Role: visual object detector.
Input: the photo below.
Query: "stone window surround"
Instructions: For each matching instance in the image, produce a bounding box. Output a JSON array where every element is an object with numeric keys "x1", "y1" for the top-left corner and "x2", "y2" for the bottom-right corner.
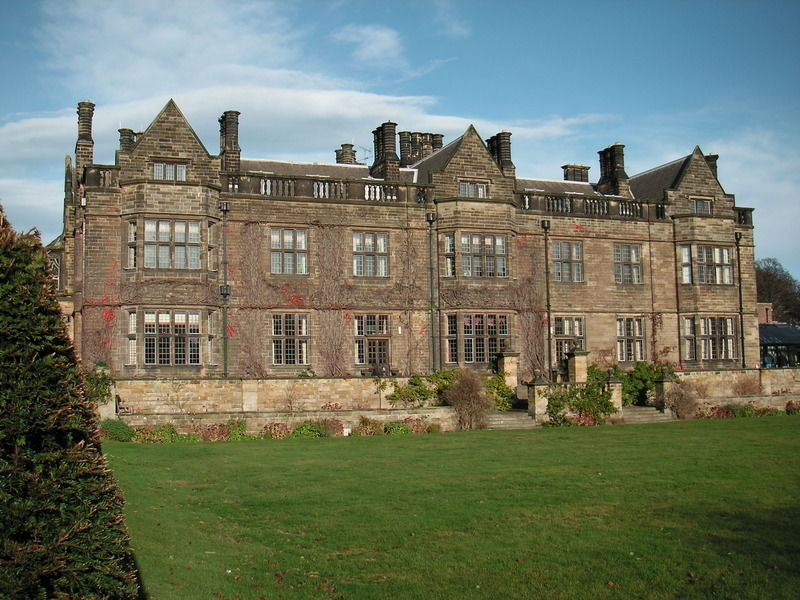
[
  {"x1": 683, "y1": 315, "x2": 738, "y2": 361},
  {"x1": 125, "y1": 308, "x2": 215, "y2": 367},
  {"x1": 613, "y1": 243, "x2": 642, "y2": 285},
  {"x1": 444, "y1": 312, "x2": 510, "y2": 365},
  {"x1": 352, "y1": 231, "x2": 389, "y2": 278},
  {"x1": 441, "y1": 232, "x2": 509, "y2": 278},
  {"x1": 354, "y1": 314, "x2": 390, "y2": 367},
  {"x1": 554, "y1": 315, "x2": 585, "y2": 362},
  {"x1": 616, "y1": 316, "x2": 645, "y2": 363},
  {"x1": 271, "y1": 313, "x2": 309, "y2": 366}
]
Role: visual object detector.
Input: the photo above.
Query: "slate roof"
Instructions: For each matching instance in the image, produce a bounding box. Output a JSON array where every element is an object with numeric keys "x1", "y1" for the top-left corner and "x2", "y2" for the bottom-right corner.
[
  {"x1": 516, "y1": 178, "x2": 601, "y2": 196},
  {"x1": 412, "y1": 134, "x2": 464, "y2": 183},
  {"x1": 760, "y1": 324, "x2": 800, "y2": 346},
  {"x1": 629, "y1": 155, "x2": 690, "y2": 202},
  {"x1": 239, "y1": 159, "x2": 417, "y2": 183}
]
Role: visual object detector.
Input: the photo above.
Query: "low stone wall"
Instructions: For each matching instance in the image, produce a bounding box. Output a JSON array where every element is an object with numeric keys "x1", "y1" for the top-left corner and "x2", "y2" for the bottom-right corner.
[
  {"x1": 117, "y1": 406, "x2": 458, "y2": 434},
  {"x1": 674, "y1": 367, "x2": 800, "y2": 397},
  {"x1": 760, "y1": 368, "x2": 800, "y2": 395},
  {"x1": 112, "y1": 376, "x2": 407, "y2": 415},
  {"x1": 691, "y1": 394, "x2": 798, "y2": 413}
]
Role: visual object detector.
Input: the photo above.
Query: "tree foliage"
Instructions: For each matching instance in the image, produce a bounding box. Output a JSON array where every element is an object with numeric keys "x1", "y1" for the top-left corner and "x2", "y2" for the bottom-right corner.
[
  {"x1": 0, "y1": 210, "x2": 140, "y2": 599},
  {"x1": 756, "y1": 257, "x2": 800, "y2": 325}
]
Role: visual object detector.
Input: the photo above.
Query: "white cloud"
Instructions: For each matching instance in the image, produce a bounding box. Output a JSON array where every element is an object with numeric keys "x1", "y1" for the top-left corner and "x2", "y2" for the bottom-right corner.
[
  {"x1": 434, "y1": 0, "x2": 471, "y2": 38},
  {"x1": 37, "y1": 0, "x2": 309, "y2": 103},
  {"x1": 0, "y1": 178, "x2": 64, "y2": 241},
  {"x1": 332, "y1": 24, "x2": 407, "y2": 69}
]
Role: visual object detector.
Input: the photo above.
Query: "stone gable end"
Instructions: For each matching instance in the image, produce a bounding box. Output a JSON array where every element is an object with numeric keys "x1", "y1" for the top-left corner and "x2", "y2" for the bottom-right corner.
[
  {"x1": 434, "y1": 127, "x2": 514, "y2": 201},
  {"x1": 122, "y1": 100, "x2": 218, "y2": 184},
  {"x1": 671, "y1": 148, "x2": 732, "y2": 214}
]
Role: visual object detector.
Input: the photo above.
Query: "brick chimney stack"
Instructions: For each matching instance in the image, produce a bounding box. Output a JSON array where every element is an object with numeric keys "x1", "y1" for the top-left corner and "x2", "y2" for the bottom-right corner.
[
  {"x1": 399, "y1": 131, "x2": 412, "y2": 166},
  {"x1": 562, "y1": 164, "x2": 590, "y2": 182},
  {"x1": 75, "y1": 100, "x2": 95, "y2": 173},
  {"x1": 597, "y1": 143, "x2": 630, "y2": 197},
  {"x1": 705, "y1": 153, "x2": 719, "y2": 178},
  {"x1": 118, "y1": 128, "x2": 136, "y2": 152},
  {"x1": 432, "y1": 134, "x2": 444, "y2": 151},
  {"x1": 486, "y1": 131, "x2": 514, "y2": 176},
  {"x1": 335, "y1": 143, "x2": 357, "y2": 164},
  {"x1": 370, "y1": 122, "x2": 399, "y2": 180},
  {"x1": 219, "y1": 110, "x2": 241, "y2": 173}
]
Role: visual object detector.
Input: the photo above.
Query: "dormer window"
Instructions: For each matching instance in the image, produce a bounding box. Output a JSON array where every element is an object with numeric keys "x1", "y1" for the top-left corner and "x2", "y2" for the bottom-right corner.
[
  {"x1": 459, "y1": 181, "x2": 488, "y2": 199},
  {"x1": 153, "y1": 162, "x2": 187, "y2": 182},
  {"x1": 689, "y1": 197, "x2": 711, "y2": 215}
]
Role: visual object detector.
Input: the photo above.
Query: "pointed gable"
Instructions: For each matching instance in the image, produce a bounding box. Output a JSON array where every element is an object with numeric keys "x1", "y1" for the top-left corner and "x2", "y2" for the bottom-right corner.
[
  {"x1": 670, "y1": 146, "x2": 726, "y2": 197},
  {"x1": 416, "y1": 125, "x2": 514, "y2": 202},
  {"x1": 122, "y1": 99, "x2": 218, "y2": 183}
]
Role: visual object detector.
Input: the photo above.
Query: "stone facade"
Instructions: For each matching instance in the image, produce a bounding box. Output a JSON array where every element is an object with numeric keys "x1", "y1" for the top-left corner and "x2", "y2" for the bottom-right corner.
[{"x1": 48, "y1": 100, "x2": 759, "y2": 411}]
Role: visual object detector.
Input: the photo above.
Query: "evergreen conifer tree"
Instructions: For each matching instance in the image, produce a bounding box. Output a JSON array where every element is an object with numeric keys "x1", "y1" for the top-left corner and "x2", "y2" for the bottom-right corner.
[{"x1": 0, "y1": 209, "x2": 139, "y2": 599}]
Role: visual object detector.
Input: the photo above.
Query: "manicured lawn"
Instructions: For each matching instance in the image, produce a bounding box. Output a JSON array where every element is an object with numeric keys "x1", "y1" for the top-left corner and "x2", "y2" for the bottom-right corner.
[{"x1": 105, "y1": 418, "x2": 800, "y2": 600}]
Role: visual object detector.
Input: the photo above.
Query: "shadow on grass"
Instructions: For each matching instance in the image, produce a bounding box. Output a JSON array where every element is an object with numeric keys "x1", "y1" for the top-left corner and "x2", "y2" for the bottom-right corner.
[
  {"x1": 679, "y1": 504, "x2": 800, "y2": 592},
  {"x1": 133, "y1": 551, "x2": 149, "y2": 600}
]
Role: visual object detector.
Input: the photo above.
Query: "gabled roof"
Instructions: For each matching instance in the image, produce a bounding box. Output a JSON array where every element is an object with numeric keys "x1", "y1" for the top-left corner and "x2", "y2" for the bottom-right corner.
[
  {"x1": 629, "y1": 155, "x2": 690, "y2": 203},
  {"x1": 134, "y1": 99, "x2": 212, "y2": 157},
  {"x1": 412, "y1": 130, "x2": 467, "y2": 182}
]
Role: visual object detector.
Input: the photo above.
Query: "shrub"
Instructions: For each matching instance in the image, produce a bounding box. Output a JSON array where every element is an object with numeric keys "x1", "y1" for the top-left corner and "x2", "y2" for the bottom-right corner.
[
  {"x1": 544, "y1": 381, "x2": 616, "y2": 426},
  {"x1": 99, "y1": 419, "x2": 135, "y2": 442},
  {"x1": 444, "y1": 369, "x2": 492, "y2": 430},
  {"x1": 386, "y1": 375, "x2": 435, "y2": 407},
  {"x1": 485, "y1": 373, "x2": 515, "y2": 411},
  {"x1": 353, "y1": 416, "x2": 384, "y2": 436},
  {"x1": 613, "y1": 362, "x2": 673, "y2": 406},
  {"x1": 384, "y1": 420, "x2": 411, "y2": 435},
  {"x1": 199, "y1": 422, "x2": 229, "y2": 442},
  {"x1": 83, "y1": 368, "x2": 115, "y2": 408},
  {"x1": 663, "y1": 380, "x2": 706, "y2": 420},
  {"x1": 426, "y1": 368, "x2": 458, "y2": 399},
  {"x1": 320, "y1": 418, "x2": 344, "y2": 437},
  {"x1": 0, "y1": 210, "x2": 139, "y2": 598},
  {"x1": 290, "y1": 420, "x2": 326, "y2": 438},
  {"x1": 227, "y1": 419, "x2": 249, "y2": 441},
  {"x1": 321, "y1": 402, "x2": 342, "y2": 411},
  {"x1": 786, "y1": 400, "x2": 799, "y2": 415},
  {"x1": 425, "y1": 423, "x2": 442, "y2": 434},
  {"x1": 262, "y1": 422, "x2": 291, "y2": 439},
  {"x1": 403, "y1": 416, "x2": 429, "y2": 434},
  {"x1": 132, "y1": 423, "x2": 180, "y2": 443}
]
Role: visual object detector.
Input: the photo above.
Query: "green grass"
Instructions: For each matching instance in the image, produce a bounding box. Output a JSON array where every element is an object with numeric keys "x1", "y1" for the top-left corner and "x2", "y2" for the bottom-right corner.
[{"x1": 105, "y1": 418, "x2": 800, "y2": 600}]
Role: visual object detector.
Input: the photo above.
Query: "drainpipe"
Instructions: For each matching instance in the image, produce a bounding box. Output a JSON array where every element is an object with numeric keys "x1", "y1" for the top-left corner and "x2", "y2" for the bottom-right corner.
[
  {"x1": 735, "y1": 231, "x2": 746, "y2": 368},
  {"x1": 219, "y1": 201, "x2": 231, "y2": 378},
  {"x1": 541, "y1": 220, "x2": 552, "y2": 380},
  {"x1": 426, "y1": 211, "x2": 439, "y2": 371}
]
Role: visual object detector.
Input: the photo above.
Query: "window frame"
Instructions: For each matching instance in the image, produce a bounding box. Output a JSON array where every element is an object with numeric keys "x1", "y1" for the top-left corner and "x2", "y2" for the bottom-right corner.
[
  {"x1": 616, "y1": 317, "x2": 645, "y2": 363},
  {"x1": 552, "y1": 240, "x2": 583, "y2": 283},
  {"x1": 444, "y1": 312, "x2": 510, "y2": 365},
  {"x1": 271, "y1": 313, "x2": 309, "y2": 366},
  {"x1": 352, "y1": 231, "x2": 389, "y2": 278},
  {"x1": 152, "y1": 161, "x2": 188, "y2": 182},
  {"x1": 270, "y1": 228, "x2": 309, "y2": 275},
  {"x1": 689, "y1": 196, "x2": 712, "y2": 215},
  {"x1": 554, "y1": 316, "x2": 585, "y2": 362},
  {"x1": 458, "y1": 181, "x2": 488, "y2": 199},
  {"x1": 142, "y1": 219, "x2": 202, "y2": 270},
  {"x1": 684, "y1": 316, "x2": 737, "y2": 361},
  {"x1": 354, "y1": 314, "x2": 390, "y2": 369},
  {"x1": 613, "y1": 244, "x2": 642, "y2": 285},
  {"x1": 696, "y1": 245, "x2": 733, "y2": 285},
  {"x1": 136, "y1": 309, "x2": 202, "y2": 367}
]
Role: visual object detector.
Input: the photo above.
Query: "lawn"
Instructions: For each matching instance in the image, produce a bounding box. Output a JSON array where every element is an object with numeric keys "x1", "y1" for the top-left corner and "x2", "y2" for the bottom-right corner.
[{"x1": 105, "y1": 417, "x2": 800, "y2": 600}]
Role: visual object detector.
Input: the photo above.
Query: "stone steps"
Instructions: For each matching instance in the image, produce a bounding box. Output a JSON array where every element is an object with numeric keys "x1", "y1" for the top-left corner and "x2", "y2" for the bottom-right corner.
[
  {"x1": 484, "y1": 410, "x2": 539, "y2": 430},
  {"x1": 620, "y1": 405, "x2": 675, "y2": 424}
]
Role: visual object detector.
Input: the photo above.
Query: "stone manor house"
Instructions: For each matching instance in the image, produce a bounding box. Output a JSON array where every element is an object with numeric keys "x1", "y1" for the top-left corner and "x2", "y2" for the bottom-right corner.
[{"x1": 48, "y1": 100, "x2": 758, "y2": 386}]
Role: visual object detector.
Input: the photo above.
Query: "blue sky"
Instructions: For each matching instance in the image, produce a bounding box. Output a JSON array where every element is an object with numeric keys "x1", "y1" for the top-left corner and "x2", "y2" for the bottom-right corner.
[{"x1": 1, "y1": 0, "x2": 798, "y2": 277}]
